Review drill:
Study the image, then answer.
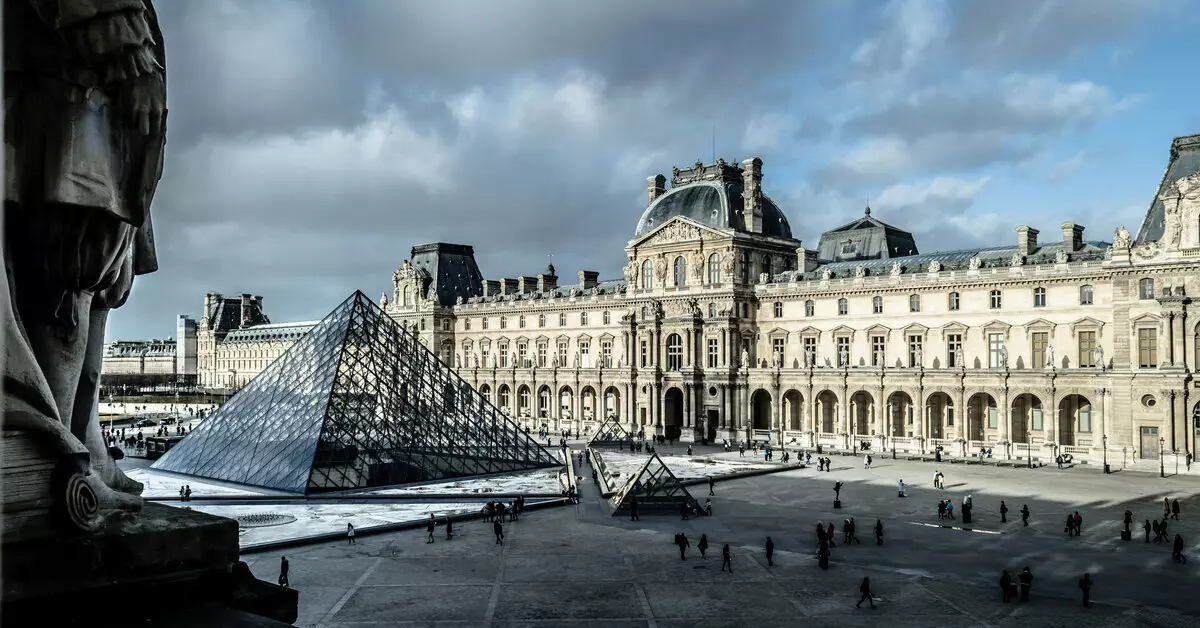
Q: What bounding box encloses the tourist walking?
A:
[445,517,454,540]
[278,556,289,588]
[874,519,884,545]
[1021,504,1030,526]
[1171,499,1181,520]
[1079,573,1092,607]
[1018,567,1033,602]
[1000,501,1009,523]
[1074,511,1083,536]
[847,518,861,544]
[1173,534,1187,563]
[897,479,906,498]
[864,454,870,469]
[999,570,1013,602]
[1144,519,1152,543]
[721,544,733,572]
[347,523,356,545]
[675,532,690,560]
[765,536,775,566]
[709,476,715,496]
[698,534,709,559]
[494,520,504,545]
[1124,509,1133,532]
[856,577,877,608]
[680,501,690,520]
[630,496,640,521]
[426,517,436,543]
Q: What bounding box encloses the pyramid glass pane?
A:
[610,453,701,515]
[587,416,634,450]
[154,291,560,494]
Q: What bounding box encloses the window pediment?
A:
[797,326,822,339]
[901,322,929,337]
[1068,316,1104,338]
[1023,318,1056,335]
[598,332,615,342]
[866,324,891,338]
[766,327,789,339]
[940,321,968,338]
[514,335,530,343]
[555,334,570,343]
[831,324,856,339]
[576,333,593,343]
[982,320,1012,340]
[1130,313,1162,331]
[535,335,549,343]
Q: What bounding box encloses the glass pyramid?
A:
[587,415,634,450]
[609,453,701,516]
[153,291,561,494]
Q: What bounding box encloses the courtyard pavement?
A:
[242,449,1199,627]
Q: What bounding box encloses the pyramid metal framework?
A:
[609,453,702,516]
[587,415,635,450]
[153,291,561,494]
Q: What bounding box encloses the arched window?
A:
[773,302,783,318]
[674,255,687,287]
[581,312,588,326]
[708,253,721,284]
[603,310,611,325]
[641,259,653,289]
[498,385,511,409]
[873,296,883,314]
[805,300,815,317]
[538,314,546,327]
[948,292,960,311]
[989,289,1003,309]
[708,303,716,318]
[740,250,752,283]
[518,387,531,415]
[499,316,507,329]
[1139,278,1155,300]
[402,286,411,307]
[1033,287,1046,307]
[1079,285,1094,306]
[518,315,526,328]
[666,334,683,371]
[838,298,848,316]
[761,255,772,280]
[909,294,921,313]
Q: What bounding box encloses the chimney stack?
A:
[483,280,501,297]
[518,276,539,294]
[538,271,558,293]
[1061,222,1084,252]
[579,270,599,290]
[647,174,666,205]
[500,279,519,295]
[239,293,252,328]
[742,158,763,233]
[202,293,213,326]
[1016,226,1039,256]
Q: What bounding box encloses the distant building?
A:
[176,314,198,376]
[102,339,178,376]
[195,292,316,389]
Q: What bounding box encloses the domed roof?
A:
[633,178,793,239]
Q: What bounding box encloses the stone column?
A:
[720,384,729,430]
[684,383,693,429]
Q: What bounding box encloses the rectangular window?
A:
[581,312,588,326]
[871,335,885,367]
[1031,408,1043,431]
[603,311,611,325]
[1138,328,1157,368]
[1031,332,1048,369]
[838,299,848,316]
[987,406,998,429]
[580,342,590,367]
[707,338,719,368]
[907,335,923,367]
[988,333,1005,368]
[1079,285,1094,305]
[772,337,785,364]
[640,340,648,367]
[601,341,612,367]
[1078,408,1092,433]
[947,333,963,367]
[537,344,547,368]
[836,336,850,367]
[517,343,528,367]
[559,313,566,326]
[482,318,489,330]
[500,346,509,368]
[558,342,568,367]
[803,337,817,365]
[465,318,471,330]
[1078,331,1096,368]
[948,292,960,311]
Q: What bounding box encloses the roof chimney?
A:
[517,276,539,294]
[647,174,666,205]
[201,293,212,326]
[482,280,501,297]
[239,293,252,328]
[1016,226,1039,256]
[741,158,763,233]
[579,270,599,290]
[1061,222,1084,252]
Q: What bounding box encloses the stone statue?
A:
[928,260,941,273]
[473,352,480,367]
[686,297,701,317]
[623,258,638,284]
[1010,253,1023,267]
[573,352,580,367]
[890,261,902,277]
[1113,226,1132,249]
[455,353,462,368]
[854,266,866,278]
[1055,249,1069,264]
[654,254,668,285]
[721,250,735,277]
[954,346,964,368]
[913,346,923,366]
[838,345,849,367]
[821,269,832,281]
[969,257,982,270]
[552,353,560,368]
[456,296,464,305]
[1095,345,1105,370]
[380,292,389,308]
[1045,344,1055,369]
[741,349,750,368]
[998,346,1009,368]
[805,346,815,367]
[3,0,168,528]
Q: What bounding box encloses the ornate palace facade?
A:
[198,135,1200,472]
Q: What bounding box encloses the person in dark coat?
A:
[278,556,289,588]
[680,501,690,520]
[493,520,504,545]
[445,516,454,540]
[1171,499,1181,520]
[721,544,733,572]
[698,534,709,559]
[1021,505,1030,526]
[1079,573,1092,607]
[1124,509,1133,532]
[1173,534,1187,563]
[765,537,775,566]
[630,496,640,521]
[999,570,1012,602]
[709,476,715,496]
[856,577,876,608]
[675,532,690,560]
[1144,519,1152,542]
[817,542,830,570]
[874,519,884,545]
[427,517,436,543]
[847,518,861,544]
[1018,567,1033,602]
[816,522,827,544]
[1000,501,1009,523]
[826,522,836,547]
[1074,511,1083,536]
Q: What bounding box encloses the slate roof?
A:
[633,180,793,240]
[1136,134,1200,245]
[410,243,485,307]
[816,207,920,261]
[206,296,270,333]
[223,321,318,344]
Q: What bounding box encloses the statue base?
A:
[1,502,297,625]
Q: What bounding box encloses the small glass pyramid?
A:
[587,415,634,450]
[153,291,561,494]
[609,453,701,516]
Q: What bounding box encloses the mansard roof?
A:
[633,160,793,240]
[815,206,920,262]
[1136,134,1200,245]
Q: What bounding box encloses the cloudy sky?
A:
[111,0,1200,341]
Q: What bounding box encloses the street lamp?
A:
[1027,422,1033,468]
[1160,436,1166,478]
[1102,434,1109,474]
